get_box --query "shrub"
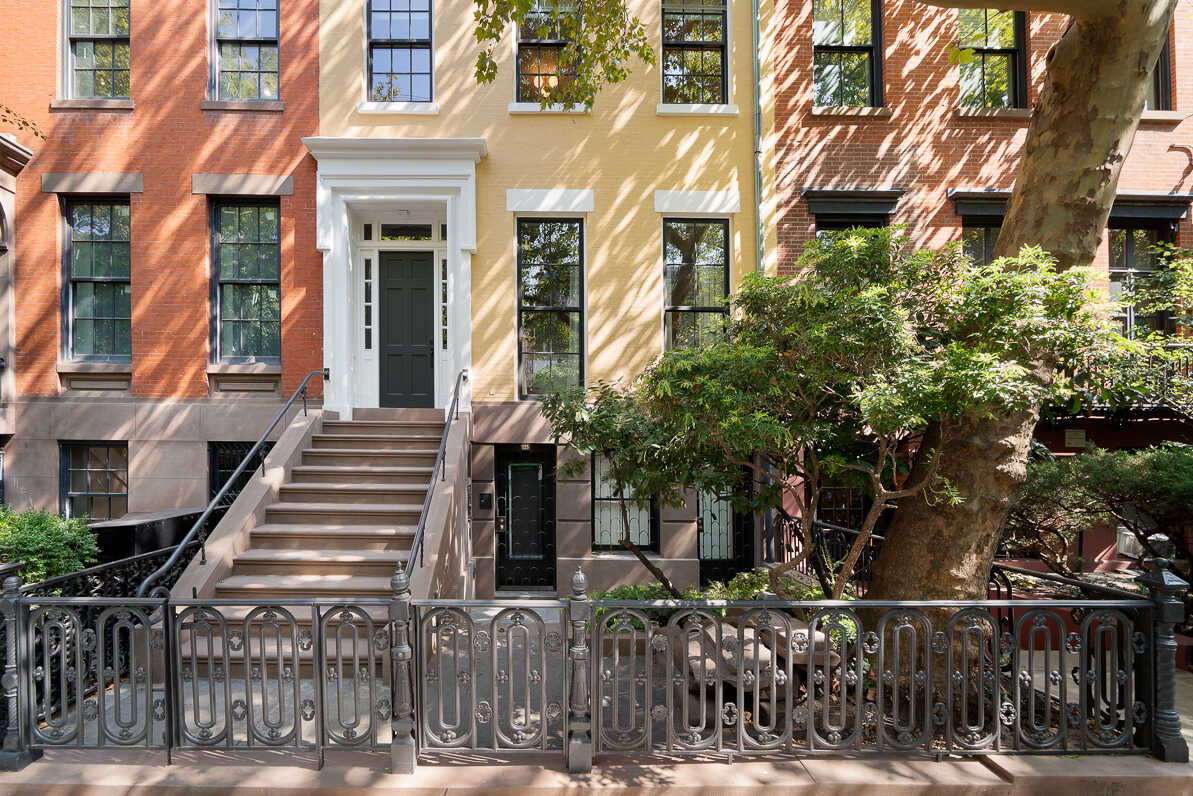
[0,508,100,583]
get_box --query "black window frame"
[210,199,282,364]
[61,197,133,363]
[1108,220,1177,339]
[957,8,1027,110]
[66,0,131,99]
[516,2,578,103]
[1147,34,1172,112]
[591,453,659,553]
[661,0,728,105]
[663,217,730,350]
[814,213,888,234]
[516,217,585,400]
[59,441,128,521]
[367,0,434,103]
[961,218,1001,266]
[212,0,280,102]
[811,0,883,108]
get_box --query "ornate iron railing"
[0,538,1187,771]
[136,368,329,597]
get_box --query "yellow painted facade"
[317,0,763,402]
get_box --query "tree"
[542,228,1124,599]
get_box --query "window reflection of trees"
[518,220,583,397]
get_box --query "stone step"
[230,548,406,577]
[214,574,395,599]
[301,448,439,467]
[353,407,444,422]
[249,524,416,550]
[278,482,430,505]
[289,465,435,485]
[311,434,443,451]
[264,502,422,526]
[321,420,445,436]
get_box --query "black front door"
[697,491,754,587]
[495,445,557,591]
[380,251,435,408]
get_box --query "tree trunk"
[868,1,1175,600]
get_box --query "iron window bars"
[812,0,882,107]
[368,0,433,102]
[68,0,130,98]
[64,200,132,360]
[211,201,282,362]
[957,8,1027,109]
[663,219,729,349]
[208,441,275,506]
[214,0,279,100]
[517,218,584,398]
[661,0,728,104]
[60,442,128,520]
[591,454,658,551]
[1109,223,1175,339]
[517,1,577,102]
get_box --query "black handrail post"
[136,368,328,597]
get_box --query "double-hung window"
[517,1,576,102]
[1147,34,1172,111]
[812,0,881,107]
[1109,224,1174,339]
[214,0,279,100]
[661,0,727,104]
[368,0,433,102]
[592,454,658,552]
[65,201,131,360]
[212,202,281,362]
[60,443,128,520]
[962,221,1000,266]
[957,9,1026,109]
[664,219,729,349]
[517,219,584,398]
[68,0,131,99]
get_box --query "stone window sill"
[207,363,282,376]
[953,107,1032,120]
[656,103,739,116]
[58,360,131,392]
[1140,110,1186,125]
[208,363,282,394]
[201,100,285,112]
[50,98,134,111]
[57,360,132,375]
[508,102,589,115]
[811,106,892,118]
[357,101,439,115]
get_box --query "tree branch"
[915,0,1118,16]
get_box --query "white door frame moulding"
[303,137,487,417]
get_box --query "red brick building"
[0,0,320,518]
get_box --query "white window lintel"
[653,189,740,215]
[506,188,594,214]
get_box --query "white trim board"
[506,189,594,214]
[653,189,741,215]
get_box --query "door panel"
[697,490,754,587]
[380,251,435,408]
[495,445,557,591]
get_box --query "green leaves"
[0,508,100,584]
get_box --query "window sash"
[1108,224,1174,338]
[65,201,132,360]
[957,10,1026,109]
[811,0,881,107]
[517,218,584,398]
[368,0,433,101]
[591,454,657,551]
[212,202,282,362]
[1147,36,1172,111]
[60,443,128,521]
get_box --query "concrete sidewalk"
[0,753,1188,795]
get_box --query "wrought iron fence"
[0,539,1187,772]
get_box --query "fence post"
[0,573,35,770]
[1137,533,1190,763]
[566,567,593,773]
[390,571,417,775]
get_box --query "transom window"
[592,454,658,552]
[517,219,584,398]
[212,202,281,362]
[68,0,131,99]
[65,201,131,360]
[368,0,432,102]
[215,0,279,100]
[60,443,128,521]
[962,221,1000,266]
[664,219,729,349]
[812,0,881,107]
[1109,224,1174,339]
[517,1,577,102]
[661,0,727,104]
[957,9,1025,109]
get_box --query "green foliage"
[701,568,820,600]
[1003,443,1193,575]
[473,0,654,109]
[0,508,100,583]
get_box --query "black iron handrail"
[404,369,468,574]
[136,368,329,597]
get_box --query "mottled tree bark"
[868,1,1177,600]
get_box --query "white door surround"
[303,137,487,417]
